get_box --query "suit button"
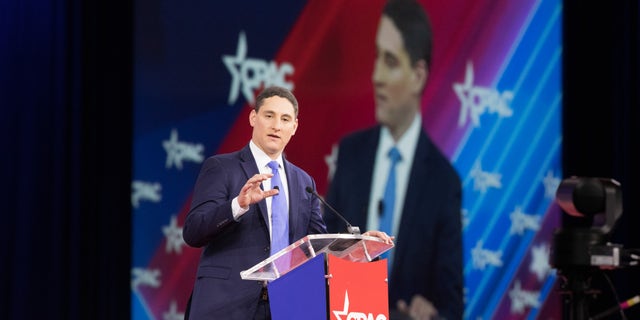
[265,246,270,252]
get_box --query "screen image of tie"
[268,161,289,257]
[379,147,401,261]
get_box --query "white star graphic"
[163,129,182,169]
[332,291,350,320]
[543,170,560,199]
[529,243,551,282]
[461,208,470,229]
[508,280,540,315]
[162,215,184,254]
[509,281,527,314]
[325,144,338,182]
[453,61,478,127]
[162,300,184,320]
[222,31,248,105]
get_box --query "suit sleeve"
[183,156,238,248]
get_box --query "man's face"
[373,16,425,129]
[250,96,298,158]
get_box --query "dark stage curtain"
[563,1,640,319]
[1,0,132,319]
[0,0,637,319]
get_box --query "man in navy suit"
[183,86,393,319]
[325,0,463,319]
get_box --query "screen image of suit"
[183,144,327,319]
[325,125,464,320]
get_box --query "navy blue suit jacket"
[183,144,327,319]
[326,125,463,320]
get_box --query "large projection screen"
[131,0,563,319]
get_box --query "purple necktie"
[268,161,289,256]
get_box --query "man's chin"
[374,113,391,127]
[265,143,284,156]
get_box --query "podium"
[240,234,394,320]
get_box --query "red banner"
[327,255,389,320]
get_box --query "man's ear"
[249,109,257,127]
[413,59,428,94]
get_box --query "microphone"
[305,186,361,235]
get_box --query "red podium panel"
[327,254,389,320]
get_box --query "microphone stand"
[305,187,360,235]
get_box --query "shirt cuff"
[232,197,250,220]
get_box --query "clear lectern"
[241,234,394,319]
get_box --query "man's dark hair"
[254,86,299,117]
[383,0,433,71]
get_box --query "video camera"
[552,177,630,269]
[551,177,639,320]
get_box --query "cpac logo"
[471,240,503,270]
[469,160,502,193]
[131,267,161,290]
[131,180,162,208]
[454,61,514,128]
[333,291,386,320]
[222,31,294,105]
[509,206,540,235]
[163,129,204,170]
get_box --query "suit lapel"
[283,159,298,243]
[398,131,431,236]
